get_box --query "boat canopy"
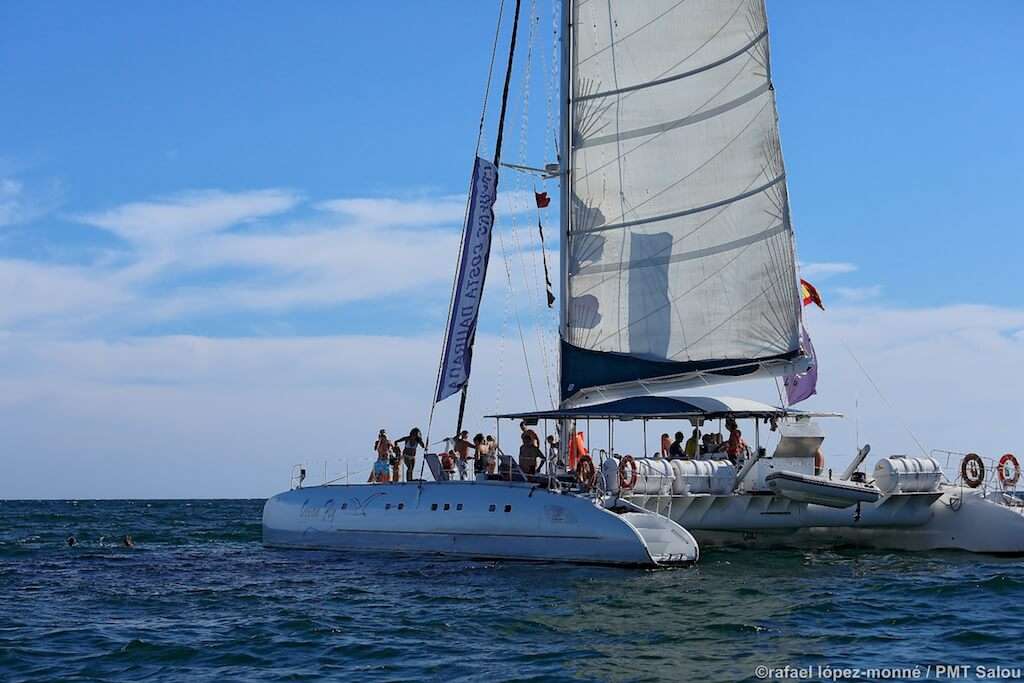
[488,396,840,421]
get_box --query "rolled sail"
[562,0,803,402]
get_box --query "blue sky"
[2,1,1023,497]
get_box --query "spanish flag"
[801,279,824,310]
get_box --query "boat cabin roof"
[487,395,841,421]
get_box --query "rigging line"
[428,152,482,449]
[509,0,556,407]
[456,0,524,435]
[840,337,929,457]
[493,265,512,416]
[540,0,562,401]
[498,230,540,409]
[475,0,508,158]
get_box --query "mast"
[557,0,572,408]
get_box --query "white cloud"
[317,196,466,227]
[76,189,302,245]
[0,178,25,226]
[834,285,883,302]
[2,303,1023,498]
[0,259,132,328]
[0,174,63,227]
[1,188,499,332]
[798,261,857,280]
[316,190,534,228]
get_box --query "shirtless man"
[452,430,473,480]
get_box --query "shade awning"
[487,396,841,421]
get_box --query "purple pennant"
[784,325,817,405]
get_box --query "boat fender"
[576,454,596,489]
[618,455,638,491]
[998,453,1020,488]
[960,453,985,488]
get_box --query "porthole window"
[443,503,450,511]
[398,503,404,510]
[488,504,496,512]
[385,503,391,510]
[504,505,512,513]
[341,503,348,510]
[431,503,438,511]
[456,503,463,511]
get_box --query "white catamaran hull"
[629,485,1024,554]
[263,481,699,567]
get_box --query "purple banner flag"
[784,325,817,405]
[436,157,499,403]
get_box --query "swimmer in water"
[66,536,77,547]
[122,534,134,548]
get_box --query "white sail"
[561,0,803,402]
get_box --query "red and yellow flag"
[800,279,824,310]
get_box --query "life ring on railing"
[960,453,985,488]
[998,453,1020,488]
[575,454,596,489]
[618,455,638,490]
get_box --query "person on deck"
[660,433,672,458]
[725,418,747,465]
[453,430,473,480]
[668,432,686,459]
[368,451,390,482]
[545,435,561,471]
[389,444,402,482]
[472,433,488,475]
[685,428,700,459]
[485,435,499,473]
[394,428,426,482]
[440,450,457,480]
[520,421,540,448]
[518,431,546,475]
[374,429,393,470]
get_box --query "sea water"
[1,499,1021,682]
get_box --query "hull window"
[397,503,404,510]
[443,503,451,511]
[489,504,496,512]
[504,505,512,513]
[456,503,463,511]
[431,503,438,511]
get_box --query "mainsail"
[561,0,804,403]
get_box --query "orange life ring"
[960,453,985,488]
[998,453,1020,487]
[576,454,596,489]
[618,455,638,490]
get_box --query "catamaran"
[263,0,1024,561]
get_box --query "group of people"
[369,428,426,483]
[450,422,558,479]
[660,418,750,465]
[368,422,560,483]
